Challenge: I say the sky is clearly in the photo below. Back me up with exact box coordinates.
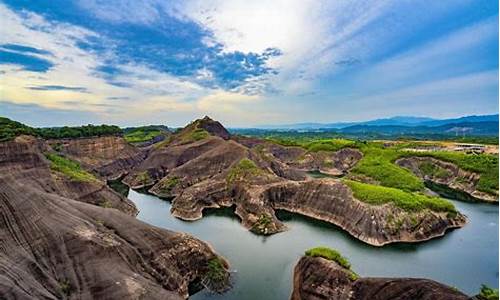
[0,0,498,127]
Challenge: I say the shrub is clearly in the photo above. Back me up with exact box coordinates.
[202,257,230,293]
[45,153,97,182]
[226,159,262,183]
[305,247,351,269]
[344,180,456,214]
[251,214,273,234]
[479,284,499,300]
[159,176,179,193]
[305,247,358,280]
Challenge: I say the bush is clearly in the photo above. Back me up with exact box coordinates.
[0,117,122,141]
[479,284,499,300]
[45,153,97,182]
[344,180,457,214]
[226,159,262,183]
[305,247,351,269]
[202,257,231,293]
[304,247,358,280]
[158,176,179,193]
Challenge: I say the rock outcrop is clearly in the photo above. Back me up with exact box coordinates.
[291,256,469,300]
[396,157,497,203]
[0,135,230,299]
[49,136,147,180]
[121,118,466,246]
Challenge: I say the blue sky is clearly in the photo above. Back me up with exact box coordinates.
[0,0,498,127]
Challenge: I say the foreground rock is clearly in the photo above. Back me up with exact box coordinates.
[122,117,465,246]
[397,157,498,203]
[0,136,230,299]
[291,255,469,300]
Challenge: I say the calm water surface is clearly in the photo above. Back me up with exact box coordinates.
[127,189,498,299]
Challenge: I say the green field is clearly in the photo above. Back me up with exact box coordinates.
[124,129,162,143]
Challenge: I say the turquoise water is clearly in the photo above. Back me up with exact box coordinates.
[127,189,498,299]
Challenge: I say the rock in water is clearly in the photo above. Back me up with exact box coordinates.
[291,256,469,300]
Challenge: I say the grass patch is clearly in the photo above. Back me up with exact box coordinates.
[419,161,451,179]
[350,143,425,191]
[124,129,161,143]
[304,139,355,152]
[479,284,499,300]
[305,247,358,280]
[182,127,210,143]
[226,158,262,183]
[45,153,97,182]
[202,257,230,293]
[401,151,498,195]
[159,176,179,193]
[344,180,456,214]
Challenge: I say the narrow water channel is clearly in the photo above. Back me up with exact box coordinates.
[127,189,498,300]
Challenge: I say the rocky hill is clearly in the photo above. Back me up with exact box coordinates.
[291,253,469,300]
[0,135,229,299]
[121,117,467,246]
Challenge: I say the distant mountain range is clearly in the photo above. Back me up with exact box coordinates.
[259,114,498,130]
[250,114,498,137]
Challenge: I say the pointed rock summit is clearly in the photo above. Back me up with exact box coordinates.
[186,116,231,140]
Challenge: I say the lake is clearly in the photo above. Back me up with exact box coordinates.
[127,189,498,299]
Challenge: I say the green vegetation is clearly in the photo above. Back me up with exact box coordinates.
[479,285,499,300]
[226,158,262,183]
[45,153,97,182]
[402,151,498,195]
[203,257,230,293]
[182,127,210,143]
[267,136,355,153]
[37,124,122,139]
[419,161,451,179]
[0,117,37,141]
[135,171,151,186]
[159,176,179,193]
[251,214,273,234]
[263,132,499,196]
[344,180,456,214]
[99,200,113,208]
[59,279,73,296]
[305,247,358,280]
[1,116,122,141]
[350,143,425,191]
[124,128,162,143]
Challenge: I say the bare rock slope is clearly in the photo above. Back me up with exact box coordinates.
[291,256,469,300]
[0,136,229,299]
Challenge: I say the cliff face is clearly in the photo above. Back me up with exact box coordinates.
[0,136,229,299]
[50,136,147,180]
[0,136,137,215]
[396,157,497,203]
[291,256,469,300]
